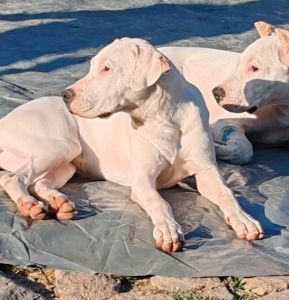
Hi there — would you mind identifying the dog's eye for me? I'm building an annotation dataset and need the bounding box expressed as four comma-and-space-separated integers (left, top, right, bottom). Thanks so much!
100, 66, 110, 74
248, 65, 259, 72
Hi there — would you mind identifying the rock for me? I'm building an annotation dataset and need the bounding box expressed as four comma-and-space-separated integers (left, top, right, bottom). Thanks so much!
150, 276, 233, 300
0, 271, 45, 300
110, 291, 173, 300
150, 276, 219, 291
243, 276, 289, 296
258, 290, 289, 300
54, 270, 120, 300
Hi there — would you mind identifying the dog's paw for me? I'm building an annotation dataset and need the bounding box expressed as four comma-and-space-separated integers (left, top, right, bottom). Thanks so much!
48, 193, 76, 220
153, 219, 185, 253
226, 211, 264, 240
215, 141, 253, 165
214, 129, 253, 165
17, 196, 47, 220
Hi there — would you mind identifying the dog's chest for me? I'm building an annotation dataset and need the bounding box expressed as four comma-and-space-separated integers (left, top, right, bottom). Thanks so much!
156, 157, 191, 189
74, 114, 133, 185
135, 118, 181, 165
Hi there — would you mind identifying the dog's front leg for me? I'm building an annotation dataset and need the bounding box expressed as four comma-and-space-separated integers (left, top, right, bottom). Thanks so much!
195, 167, 263, 240
131, 177, 184, 252
131, 135, 184, 253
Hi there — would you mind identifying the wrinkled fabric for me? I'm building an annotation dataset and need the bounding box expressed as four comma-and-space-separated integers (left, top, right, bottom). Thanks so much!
1, 0, 289, 277
1, 147, 289, 277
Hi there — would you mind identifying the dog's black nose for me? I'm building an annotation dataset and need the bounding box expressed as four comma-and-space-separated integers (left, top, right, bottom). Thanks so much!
212, 87, 226, 103
62, 89, 75, 103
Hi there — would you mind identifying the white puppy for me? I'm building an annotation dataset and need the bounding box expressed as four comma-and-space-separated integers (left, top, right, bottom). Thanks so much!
160, 21, 289, 164
0, 38, 263, 253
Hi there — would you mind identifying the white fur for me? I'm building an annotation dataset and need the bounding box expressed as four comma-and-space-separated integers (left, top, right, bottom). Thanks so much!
159, 24, 289, 165
0, 38, 263, 252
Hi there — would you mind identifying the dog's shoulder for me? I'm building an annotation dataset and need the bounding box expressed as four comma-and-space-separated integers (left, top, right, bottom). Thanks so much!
135, 118, 181, 164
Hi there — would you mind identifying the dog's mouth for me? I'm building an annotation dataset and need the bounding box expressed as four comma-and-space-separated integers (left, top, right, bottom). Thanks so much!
221, 104, 249, 113
98, 112, 112, 119
221, 104, 258, 114
247, 106, 258, 114
98, 101, 139, 119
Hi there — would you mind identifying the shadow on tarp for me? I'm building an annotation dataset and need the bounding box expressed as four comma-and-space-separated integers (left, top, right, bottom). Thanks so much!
1, 0, 289, 73
0, 146, 289, 277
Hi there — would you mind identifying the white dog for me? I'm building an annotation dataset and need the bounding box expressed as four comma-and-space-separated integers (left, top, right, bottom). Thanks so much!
160, 21, 289, 164
0, 38, 263, 253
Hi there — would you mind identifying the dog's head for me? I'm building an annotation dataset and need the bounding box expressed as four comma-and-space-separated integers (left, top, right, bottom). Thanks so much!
212, 21, 289, 113
62, 38, 170, 118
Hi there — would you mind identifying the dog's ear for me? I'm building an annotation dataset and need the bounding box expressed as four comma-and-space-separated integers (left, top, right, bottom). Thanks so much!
275, 27, 289, 44
254, 21, 274, 37
130, 44, 170, 92
275, 28, 289, 65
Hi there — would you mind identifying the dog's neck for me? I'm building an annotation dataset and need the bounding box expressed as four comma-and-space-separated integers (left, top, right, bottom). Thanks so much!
259, 80, 289, 119
269, 81, 289, 105
128, 65, 199, 126
272, 104, 289, 126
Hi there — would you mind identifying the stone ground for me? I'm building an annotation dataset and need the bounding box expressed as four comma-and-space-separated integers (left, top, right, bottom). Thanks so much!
1, 265, 289, 300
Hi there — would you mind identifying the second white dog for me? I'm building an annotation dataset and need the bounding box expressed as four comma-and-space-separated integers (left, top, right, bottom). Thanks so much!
160, 21, 289, 164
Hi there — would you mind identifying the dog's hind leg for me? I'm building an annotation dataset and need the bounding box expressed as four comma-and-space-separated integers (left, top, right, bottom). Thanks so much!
0, 150, 47, 219
211, 121, 253, 164
214, 129, 253, 164
29, 163, 76, 220
0, 170, 47, 220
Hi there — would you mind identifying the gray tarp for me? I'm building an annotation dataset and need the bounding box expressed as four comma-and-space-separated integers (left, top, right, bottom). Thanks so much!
1, 0, 289, 277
